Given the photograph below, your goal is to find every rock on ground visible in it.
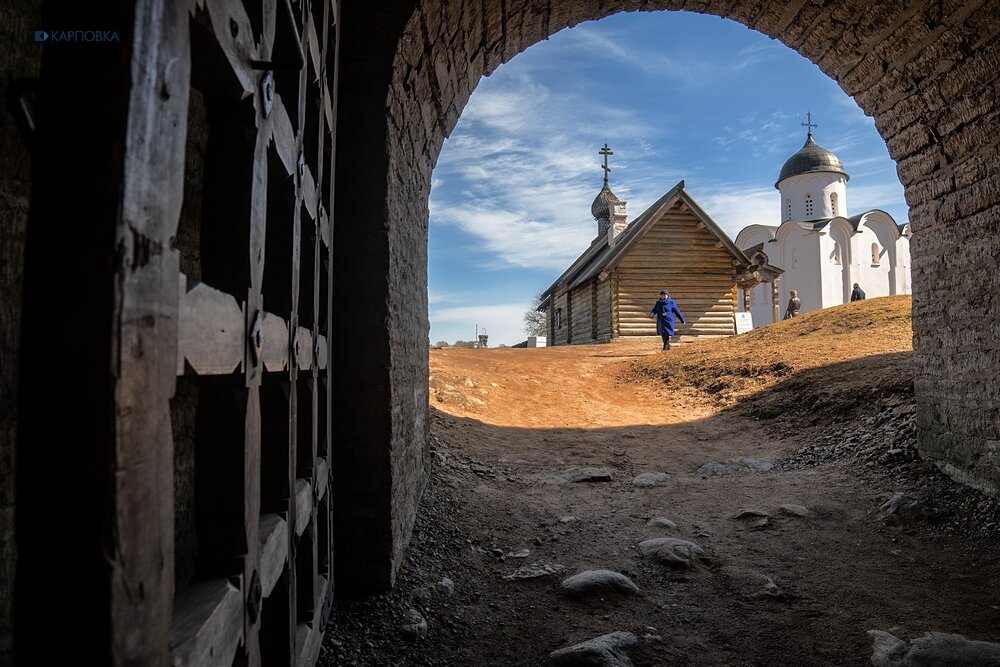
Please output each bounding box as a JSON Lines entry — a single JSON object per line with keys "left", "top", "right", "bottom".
{"left": 697, "top": 462, "right": 743, "bottom": 476}
{"left": 719, "top": 566, "right": 787, "bottom": 600}
{"left": 869, "top": 630, "right": 1000, "bottom": 666}
{"left": 503, "top": 563, "right": 568, "bottom": 581}
{"left": 741, "top": 457, "right": 774, "bottom": 471}
{"left": 560, "top": 467, "right": 613, "bottom": 483}
{"left": 779, "top": 504, "right": 814, "bottom": 517}
{"left": 400, "top": 608, "right": 428, "bottom": 640}
{"left": 560, "top": 570, "right": 639, "bottom": 598}
{"left": 880, "top": 493, "right": 932, "bottom": 523}
{"left": 645, "top": 517, "right": 677, "bottom": 532}
{"left": 632, "top": 472, "right": 669, "bottom": 488}
{"left": 638, "top": 538, "right": 708, "bottom": 567}
{"left": 549, "top": 631, "right": 637, "bottom": 666}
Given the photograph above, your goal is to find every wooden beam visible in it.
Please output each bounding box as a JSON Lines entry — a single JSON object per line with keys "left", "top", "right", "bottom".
{"left": 271, "top": 95, "right": 297, "bottom": 176}
{"left": 169, "top": 579, "right": 244, "bottom": 667}
{"left": 294, "top": 479, "right": 312, "bottom": 536}
{"left": 177, "top": 275, "right": 246, "bottom": 376}
{"left": 262, "top": 311, "right": 290, "bottom": 373}
{"left": 259, "top": 513, "right": 288, "bottom": 598}
{"left": 109, "top": 0, "right": 192, "bottom": 660}
{"left": 315, "top": 458, "right": 329, "bottom": 502}
{"left": 203, "top": 0, "right": 258, "bottom": 100}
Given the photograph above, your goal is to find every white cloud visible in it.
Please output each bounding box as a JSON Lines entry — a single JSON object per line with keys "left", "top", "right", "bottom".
{"left": 692, "top": 185, "right": 777, "bottom": 238}
{"left": 429, "top": 303, "right": 532, "bottom": 346}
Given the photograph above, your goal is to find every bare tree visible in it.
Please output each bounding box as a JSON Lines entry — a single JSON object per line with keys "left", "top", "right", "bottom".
{"left": 523, "top": 292, "right": 547, "bottom": 336}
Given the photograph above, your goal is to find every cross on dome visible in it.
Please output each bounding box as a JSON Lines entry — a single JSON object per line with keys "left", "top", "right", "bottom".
{"left": 599, "top": 143, "right": 613, "bottom": 185}
{"left": 801, "top": 111, "right": 818, "bottom": 138}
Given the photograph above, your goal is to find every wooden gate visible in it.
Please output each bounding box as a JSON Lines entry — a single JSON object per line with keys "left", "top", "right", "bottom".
{"left": 108, "top": 1, "right": 336, "bottom": 664}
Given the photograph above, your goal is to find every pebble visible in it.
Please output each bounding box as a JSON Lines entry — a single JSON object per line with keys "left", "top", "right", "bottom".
{"left": 779, "top": 504, "right": 814, "bottom": 517}
{"left": 549, "top": 631, "right": 637, "bottom": 666}
{"left": 742, "top": 457, "right": 775, "bottom": 471}
{"left": 438, "top": 577, "right": 454, "bottom": 595}
{"left": 720, "top": 566, "right": 787, "bottom": 600}
{"left": 560, "top": 570, "right": 640, "bottom": 598}
{"left": 869, "top": 630, "right": 1000, "bottom": 666}
{"left": 638, "top": 537, "right": 708, "bottom": 567}
{"left": 645, "top": 517, "right": 678, "bottom": 532}
{"left": 560, "top": 467, "right": 614, "bottom": 483}
{"left": 503, "top": 563, "right": 568, "bottom": 581}
{"left": 632, "top": 472, "right": 669, "bottom": 488}
{"left": 559, "top": 516, "right": 578, "bottom": 523}
{"left": 880, "top": 493, "right": 931, "bottom": 523}
{"left": 697, "top": 462, "right": 743, "bottom": 476}
{"left": 732, "top": 509, "right": 770, "bottom": 519}
{"left": 400, "top": 608, "right": 428, "bottom": 640}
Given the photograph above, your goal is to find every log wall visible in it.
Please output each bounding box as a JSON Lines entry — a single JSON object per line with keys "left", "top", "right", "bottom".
{"left": 615, "top": 205, "right": 737, "bottom": 338}
{"left": 550, "top": 291, "right": 569, "bottom": 346}
{"left": 569, "top": 283, "right": 593, "bottom": 344}
{"left": 595, "top": 278, "right": 613, "bottom": 342}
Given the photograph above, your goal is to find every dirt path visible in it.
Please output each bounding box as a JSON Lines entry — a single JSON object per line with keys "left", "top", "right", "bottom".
{"left": 325, "top": 338, "right": 1000, "bottom": 666}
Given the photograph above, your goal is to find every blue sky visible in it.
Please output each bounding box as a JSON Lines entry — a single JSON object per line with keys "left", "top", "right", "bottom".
{"left": 428, "top": 10, "right": 907, "bottom": 346}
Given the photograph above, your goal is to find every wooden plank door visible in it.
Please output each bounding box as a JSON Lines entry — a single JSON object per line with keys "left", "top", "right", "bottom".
{"left": 109, "top": 1, "right": 338, "bottom": 665}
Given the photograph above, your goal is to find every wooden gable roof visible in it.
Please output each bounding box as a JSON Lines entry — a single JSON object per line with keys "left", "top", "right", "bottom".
{"left": 539, "top": 181, "right": 754, "bottom": 309}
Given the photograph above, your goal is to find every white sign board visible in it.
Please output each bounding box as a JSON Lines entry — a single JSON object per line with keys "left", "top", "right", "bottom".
{"left": 735, "top": 312, "right": 753, "bottom": 334}
{"left": 527, "top": 336, "right": 546, "bottom": 348}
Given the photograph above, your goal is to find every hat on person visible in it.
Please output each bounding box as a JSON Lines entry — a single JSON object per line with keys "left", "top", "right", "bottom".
{"left": 659, "top": 289, "right": 668, "bottom": 296}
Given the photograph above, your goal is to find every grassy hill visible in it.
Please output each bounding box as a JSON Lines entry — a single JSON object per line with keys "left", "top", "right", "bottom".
{"left": 622, "top": 295, "right": 914, "bottom": 424}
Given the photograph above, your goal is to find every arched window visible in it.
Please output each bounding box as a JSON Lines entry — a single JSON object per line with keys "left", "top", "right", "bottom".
{"left": 830, "top": 192, "right": 839, "bottom": 216}
{"left": 871, "top": 242, "right": 881, "bottom": 266}
{"left": 804, "top": 193, "right": 814, "bottom": 217}
{"left": 785, "top": 198, "right": 792, "bottom": 220}
{"left": 831, "top": 241, "right": 842, "bottom": 265}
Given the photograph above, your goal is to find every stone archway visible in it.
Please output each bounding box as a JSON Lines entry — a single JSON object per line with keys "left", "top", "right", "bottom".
{"left": 332, "top": 1, "right": 1000, "bottom": 591}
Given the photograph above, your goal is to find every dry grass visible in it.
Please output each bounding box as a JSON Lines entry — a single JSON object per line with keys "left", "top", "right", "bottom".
{"left": 622, "top": 295, "right": 914, "bottom": 423}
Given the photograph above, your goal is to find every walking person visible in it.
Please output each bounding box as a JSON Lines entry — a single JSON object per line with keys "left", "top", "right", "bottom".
{"left": 784, "top": 289, "right": 801, "bottom": 319}
{"left": 850, "top": 283, "right": 866, "bottom": 302}
{"left": 649, "top": 289, "right": 685, "bottom": 350}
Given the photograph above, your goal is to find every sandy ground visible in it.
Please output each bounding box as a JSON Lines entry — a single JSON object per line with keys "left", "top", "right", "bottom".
{"left": 323, "top": 328, "right": 1000, "bottom": 666}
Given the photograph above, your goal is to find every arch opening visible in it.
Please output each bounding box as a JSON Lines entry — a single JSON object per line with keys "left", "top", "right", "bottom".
{"left": 332, "top": 0, "right": 1000, "bottom": 597}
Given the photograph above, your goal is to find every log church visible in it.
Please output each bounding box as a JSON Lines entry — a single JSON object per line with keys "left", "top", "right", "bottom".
{"left": 539, "top": 146, "right": 780, "bottom": 345}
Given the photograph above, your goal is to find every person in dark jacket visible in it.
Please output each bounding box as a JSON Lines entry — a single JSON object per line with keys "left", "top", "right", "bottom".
{"left": 784, "top": 289, "right": 801, "bottom": 319}
{"left": 649, "top": 289, "right": 685, "bottom": 350}
{"left": 850, "top": 283, "right": 866, "bottom": 302}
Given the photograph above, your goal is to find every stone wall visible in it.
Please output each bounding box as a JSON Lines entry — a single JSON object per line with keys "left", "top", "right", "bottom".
{"left": 343, "top": 0, "right": 1000, "bottom": 588}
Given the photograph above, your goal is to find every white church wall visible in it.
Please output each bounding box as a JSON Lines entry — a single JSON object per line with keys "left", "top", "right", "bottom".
{"left": 778, "top": 173, "right": 848, "bottom": 221}
{"left": 895, "top": 232, "right": 912, "bottom": 295}
{"left": 777, "top": 225, "right": 823, "bottom": 315}
{"left": 857, "top": 212, "right": 901, "bottom": 298}
{"left": 818, "top": 230, "right": 847, "bottom": 308}
{"left": 854, "top": 224, "right": 893, "bottom": 298}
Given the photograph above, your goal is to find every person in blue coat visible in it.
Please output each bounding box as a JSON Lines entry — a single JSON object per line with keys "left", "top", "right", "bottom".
{"left": 648, "top": 289, "right": 686, "bottom": 350}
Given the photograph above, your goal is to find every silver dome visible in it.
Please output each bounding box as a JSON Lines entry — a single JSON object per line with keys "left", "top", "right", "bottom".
{"left": 775, "top": 134, "right": 849, "bottom": 188}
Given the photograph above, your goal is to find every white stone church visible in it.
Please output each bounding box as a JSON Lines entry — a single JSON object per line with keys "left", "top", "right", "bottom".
{"left": 736, "top": 127, "right": 911, "bottom": 326}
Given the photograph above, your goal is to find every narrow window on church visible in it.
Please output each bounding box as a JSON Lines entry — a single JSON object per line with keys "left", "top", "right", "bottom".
{"left": 871, "top": 243, "right": 881, "bottom": 266}
{"left": 831, "top": 242, "right": 842, "bottom": 265}
{"left": 804, "top": 193, "right": 814, "bottom": 217}
{"left": 830, "top": 192, "right": 839, "bottom": 216}
{"left": 785, "top": 198, "right": 792, "bottom": 220}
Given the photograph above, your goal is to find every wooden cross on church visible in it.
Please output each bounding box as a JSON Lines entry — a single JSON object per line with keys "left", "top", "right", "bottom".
{"left": 599, "top": 143, "right": 613, "bottom": 185}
